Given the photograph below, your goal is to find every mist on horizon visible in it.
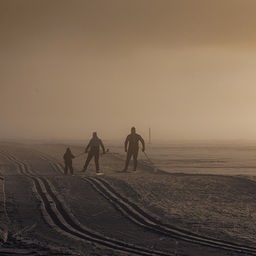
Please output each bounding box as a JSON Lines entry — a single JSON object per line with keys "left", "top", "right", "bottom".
{"left": 1, "top": 0, "right": 256, "bottom": 142}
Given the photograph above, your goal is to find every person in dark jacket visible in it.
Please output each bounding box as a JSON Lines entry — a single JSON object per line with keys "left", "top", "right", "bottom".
{"left": 82, "top": 132, "right": 106, "bottom": 174}
{"left": 123, "top": 127, "right": 145, "bottom": 172}
{"left": 63, "top": 147, "right": 75, "bottom": 175}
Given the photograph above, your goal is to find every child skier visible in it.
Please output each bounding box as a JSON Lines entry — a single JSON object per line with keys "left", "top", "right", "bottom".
{"left": 63, "top": 147, "right": 75, "bottom": 175}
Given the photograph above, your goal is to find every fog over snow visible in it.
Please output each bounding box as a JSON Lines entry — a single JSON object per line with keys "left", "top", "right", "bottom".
{"left": 1, "top": 0, "right": 256, "bottom": 141}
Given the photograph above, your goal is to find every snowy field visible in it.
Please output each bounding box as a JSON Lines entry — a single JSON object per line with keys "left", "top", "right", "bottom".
{"left": 0, "top": 142, "right": 255, "bottom": 255}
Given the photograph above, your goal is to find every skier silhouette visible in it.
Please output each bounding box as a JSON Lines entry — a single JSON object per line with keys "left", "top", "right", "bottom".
{"left": 82, "top": 132, "right": 106, "bottom": 174}
{"left": 63, "top": 147, "right": 75, "bottom": 175}
{"left": 123, "top": 127, "right": 145, "bottom": 172}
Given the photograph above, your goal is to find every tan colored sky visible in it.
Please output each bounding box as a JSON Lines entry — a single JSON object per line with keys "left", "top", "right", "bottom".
{"left": 1, "top": 0, "right": 256, "bottom": 141}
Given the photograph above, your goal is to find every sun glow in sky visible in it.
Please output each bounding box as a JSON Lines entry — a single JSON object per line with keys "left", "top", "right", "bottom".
{"left": 1, "top": 0, "right": 256, "bottom": 141}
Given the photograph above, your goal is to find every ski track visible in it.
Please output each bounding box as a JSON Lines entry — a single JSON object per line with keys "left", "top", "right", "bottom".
{"left": 0, "top": 150, "right": 176, "bottom": 256}
{"left": 85, "top": 177, "right": 256, "bottom": 254}
{"left": 34, "top": 151, "right": 256, "bottom": 255}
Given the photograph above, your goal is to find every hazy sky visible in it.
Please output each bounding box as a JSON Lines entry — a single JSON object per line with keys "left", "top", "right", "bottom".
{"left": 1, "top": 0, "right": 256, "bottom": 142}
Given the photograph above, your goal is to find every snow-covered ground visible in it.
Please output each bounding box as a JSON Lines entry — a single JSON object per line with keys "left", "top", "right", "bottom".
{"left": 32, "top": 142, "right": 256, "bottom": 246}
{"left": 0, "top": 142, "right": 255, "bottom": 255}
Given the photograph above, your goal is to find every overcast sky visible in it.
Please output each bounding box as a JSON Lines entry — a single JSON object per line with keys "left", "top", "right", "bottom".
{"left": 1, "top": 0, "right": 256, "bottom": 142}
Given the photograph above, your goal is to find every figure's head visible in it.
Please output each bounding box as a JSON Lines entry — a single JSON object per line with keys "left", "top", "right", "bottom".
{"left": 93, "top": 132, "right": 97, "bottom": 138}
{"left": 131, "top": 127, "right": 136, "bottom": 134}
{"left": 66, "top": 147, "right": 71, "bottom": 152}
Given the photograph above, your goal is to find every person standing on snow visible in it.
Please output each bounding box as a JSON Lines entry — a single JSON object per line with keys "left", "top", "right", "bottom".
{"left": 82, "top": 132, "right": 106, "bottom": 174}
{"left": 123, "top": 127, "right": 145, "bottom": 172}
{"left": 63, "top": 147, "right": 75, "bottom": 175}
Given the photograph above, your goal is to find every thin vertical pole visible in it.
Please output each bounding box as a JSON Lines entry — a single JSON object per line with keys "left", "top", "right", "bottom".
{"left": 149, "top": 128, "right": 151, "bottom": 144}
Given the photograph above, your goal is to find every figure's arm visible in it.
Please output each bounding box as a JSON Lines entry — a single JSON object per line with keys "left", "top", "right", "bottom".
{"left": 100, "top": 140, "right": 106, "bottom": 154}
{"left": 139, "top": 136, "right": 145, "bottom": 152}
{"left": 124, "top": 136, "right": 129, "bottom": 152}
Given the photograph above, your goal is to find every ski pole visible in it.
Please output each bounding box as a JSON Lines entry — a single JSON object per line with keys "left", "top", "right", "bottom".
{"left": 101, "top": 148, "right": 109, "bottom": 156}
{"left": 143, "top": 152, "right": 158, "bottom": 172}
{"left": 75, "top": 152, "right": 85, "bottom": 157}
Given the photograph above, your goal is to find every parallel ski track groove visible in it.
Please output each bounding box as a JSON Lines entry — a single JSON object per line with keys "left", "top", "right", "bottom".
{"left": 0, "top": 150, "right": 175, "bottom": 256}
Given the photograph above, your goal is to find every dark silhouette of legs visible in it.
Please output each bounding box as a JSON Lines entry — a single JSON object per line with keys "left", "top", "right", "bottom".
{"left": 64, "top": 164, "right": 68, "bottom": 175}
{"left": 64, "top": 162, "right": 73, "bottom": 175}
{"left": 132, "top": 148, "right": 139, "bottom": 171}
{"left": 83, "top": 151, "right": 94, "bottom": 171}
{"left": 123, "top": 150, "right": 133, "bottom": 171}
{"left": 69, "top": 164, "right": 73, "bottom": 175}
{"left": 83, "top": 149, "right": 100, "bottom": 172}
{"left": 124, "top": 148, "right": 139, "bottom": 171}
{"left": 94, "top": 151, "right": 100, "bottom": 171}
